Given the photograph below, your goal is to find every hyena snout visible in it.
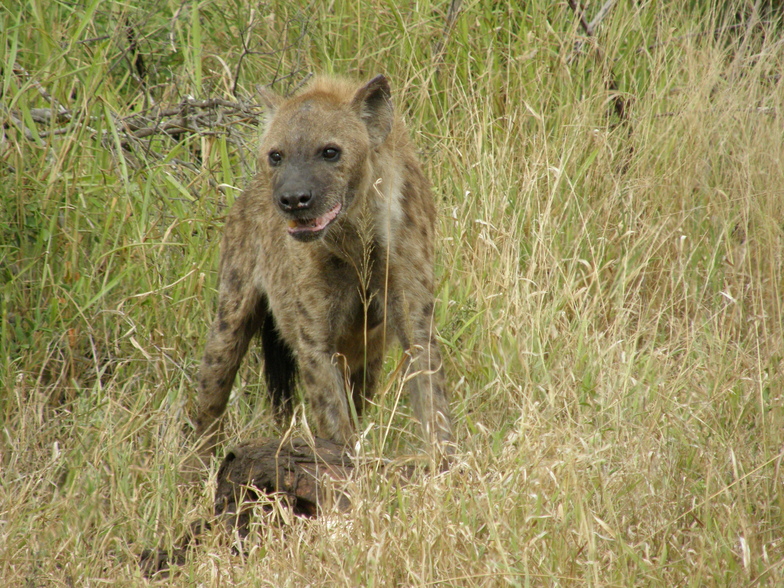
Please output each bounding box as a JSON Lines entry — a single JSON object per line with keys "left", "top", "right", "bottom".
{"left": 275, "top": 172, "right": 342, "bottom": 241}
{"left": 275, "top": 172, "right": 319, "bottom": 213}
{"left": 277, "top": 189, "right": 313, "bottom": 212}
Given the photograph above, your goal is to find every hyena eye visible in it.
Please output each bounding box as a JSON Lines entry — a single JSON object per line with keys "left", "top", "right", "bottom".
{"left": 268, "top": 151, "right": 282, "bottom": 166}
{"left": 322, "top": 147, "right": 341, "bottom": 161}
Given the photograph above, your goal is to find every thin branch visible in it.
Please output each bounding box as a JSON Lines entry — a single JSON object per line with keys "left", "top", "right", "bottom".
{"left": 568, "top": 0, "right": 617, "bottom": 57}
{"left": 588, "top": 0, "right": 617, "bottom": 36}
{"left": 234, "top": 4, "right": 313, "bottom": 97}
{"left": 12, "top": 63, "right": 70, "bottom": 119}
{"left": 566, "top": 0, "right": 630, "bottom": 126}
{"left": 567, "top": 0, "right": 592, "bottom": 36}
{"left": 4, "top": 96, "right": 263, "bottom": 159}
{"left": 432, "top": 0, "right": 464, "bottom": 71}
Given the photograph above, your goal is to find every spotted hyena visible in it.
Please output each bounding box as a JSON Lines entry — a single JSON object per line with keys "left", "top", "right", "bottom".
{"left": 193, "top": 74, "right": 453, "bottom": 464}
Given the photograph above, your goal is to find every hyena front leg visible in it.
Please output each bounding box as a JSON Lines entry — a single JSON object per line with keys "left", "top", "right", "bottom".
{"left": 297, "top": 346, "right": 355, "bottom": 445}
{"left": 393, "top": 293, "right": 454, "bottom": 455}
{"left": 194, "top": 260, "right": 264, "bottom": 461}
{"left": 291, "top": 284, "right": 366, "bottom": 446}
{"left": 347, "top": 328, "right": 386, "bottom": 419}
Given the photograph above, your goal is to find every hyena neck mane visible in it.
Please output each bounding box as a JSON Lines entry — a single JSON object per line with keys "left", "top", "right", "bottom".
{"left": 321, "top": 148, "right": 405, "bottom": 261}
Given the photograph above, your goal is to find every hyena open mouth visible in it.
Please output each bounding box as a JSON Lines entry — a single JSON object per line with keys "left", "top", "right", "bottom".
{"left": 287, "top": 202, "right": 342, "bottom": 238}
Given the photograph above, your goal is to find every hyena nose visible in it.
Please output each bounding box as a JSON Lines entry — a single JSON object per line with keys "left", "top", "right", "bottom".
{"left": 278, "top": 191, "right": 313, "bottom": 211}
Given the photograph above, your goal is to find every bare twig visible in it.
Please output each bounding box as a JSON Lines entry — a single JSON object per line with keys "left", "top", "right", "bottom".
{"left": 568, "top": 0, "right": 617, "bottom": 56}
{"left": 432, "top": 0, "right": 464, "bottom": 71}
{"left": 12, "top": 63, "right": 70, "bottom": 119}
{"left": 28, "top": 108, "right": 73, "bottom": 125}
{"left": 124, "top": 19, "right": 148, "bottom": 87}
{"left": 4, "top": 93, "right": 263, "bottom": 169}
{"left": 274, "top": 72, "right": 314, "bottom": 98}
{"left": 233, "top": 4, "right": 313, "bottom": 97}
{"left": 566, "top": 0, "right": 630, "bottom": 126}
{"left": 3, "top": 111, "right": 35, "bottom": 141}
{"left": 567, "top": 0, "right": 592, "bottom": 36}
{"left": 113, "top": 97, "right": 263, "bottom": 154}
{"left": 588, "top": 0, "right": 617, "bottom": 36}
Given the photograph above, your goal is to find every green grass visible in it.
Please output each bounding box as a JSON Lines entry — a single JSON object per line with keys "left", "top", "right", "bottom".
{"left": 3, "top": 0, "right": 784, "bottom": 585}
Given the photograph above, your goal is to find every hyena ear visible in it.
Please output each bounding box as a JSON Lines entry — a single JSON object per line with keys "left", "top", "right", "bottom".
{"left": 351, "top": 74, "right": 394, "bottom": 146}
{"left": 257, "top": 84, "right": 283, "bottom": 119}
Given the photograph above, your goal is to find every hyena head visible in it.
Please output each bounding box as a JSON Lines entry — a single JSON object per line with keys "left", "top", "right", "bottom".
{"left": 259, "top": 75, "right": 394, "bottom": 242}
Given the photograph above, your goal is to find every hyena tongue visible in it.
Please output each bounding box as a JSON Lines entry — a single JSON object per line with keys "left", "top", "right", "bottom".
{"left": 288, "top": 203, "right": 342, "bottom": 233}
{"left": 289, "top": 218, "right": 319, "bottom": 229}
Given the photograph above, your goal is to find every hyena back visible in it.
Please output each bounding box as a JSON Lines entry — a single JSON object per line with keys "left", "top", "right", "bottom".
{"left": 194, "top": 75, "right": 453, "bottom": 462}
